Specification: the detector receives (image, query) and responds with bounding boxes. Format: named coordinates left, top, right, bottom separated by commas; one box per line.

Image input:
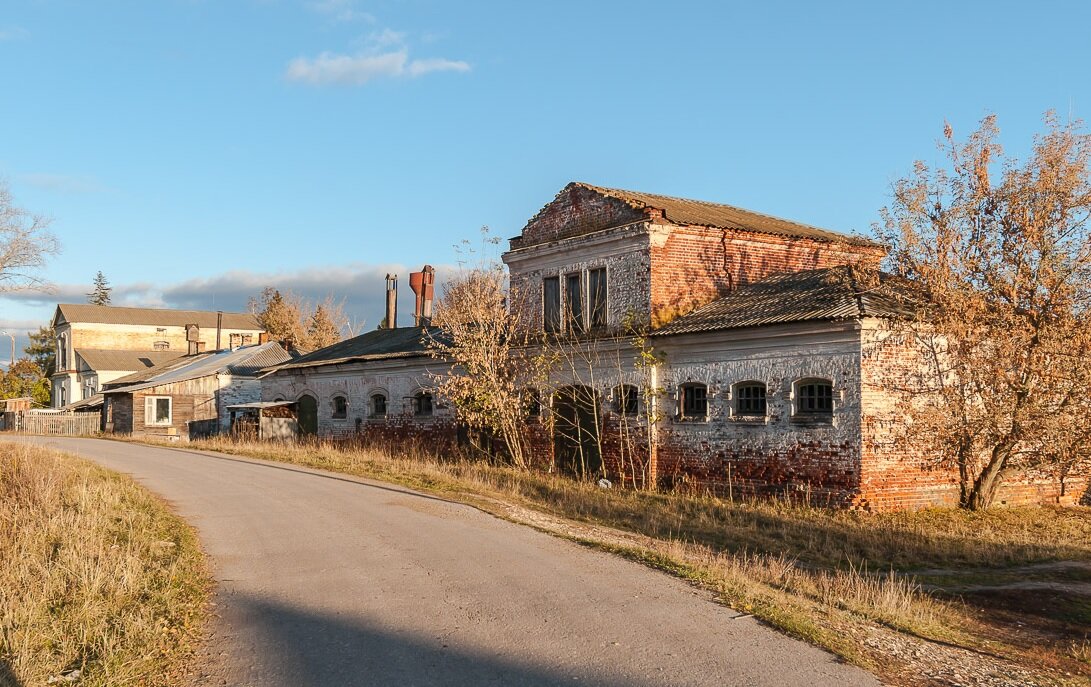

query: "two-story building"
left=259, top=182, right=1089, bottom=510
left=50, top=304, right=264, bottom=408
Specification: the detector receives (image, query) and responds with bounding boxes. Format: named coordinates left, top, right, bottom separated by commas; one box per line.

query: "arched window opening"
left=734, top=382, right=767, bottom=416
left=679, top=383, right=708, bottom=421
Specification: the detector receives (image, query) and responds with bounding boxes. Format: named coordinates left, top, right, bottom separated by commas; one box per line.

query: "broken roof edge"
left=516, top=181, right=884, bottom=249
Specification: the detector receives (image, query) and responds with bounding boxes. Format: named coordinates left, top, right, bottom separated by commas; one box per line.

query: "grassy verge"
left=0, top=442, right=209, bottom=687
left=143, top=436, right=1090, bottom=687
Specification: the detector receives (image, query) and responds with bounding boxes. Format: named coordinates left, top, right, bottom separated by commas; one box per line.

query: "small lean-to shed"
left=102, top=342, right=294, bottom=441
left=226, top=400, right=299, bottom=440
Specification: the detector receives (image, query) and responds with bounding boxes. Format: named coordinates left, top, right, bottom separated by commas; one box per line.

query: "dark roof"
left=76, top=349, right=182, bottom=372
left=104, top=342, right=293, bottom=393
left=653, top=266, right=920, bottom=336
left=272, top=326, right=443, bottom=372
left=570, top=183, right=882, bottom=247
left=54, top=303, right=262, bottom=329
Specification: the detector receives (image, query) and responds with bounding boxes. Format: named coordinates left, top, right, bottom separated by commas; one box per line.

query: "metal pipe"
left=216, top=311, right=223, bottom=350
left=385, top=274, right=398, bottom=329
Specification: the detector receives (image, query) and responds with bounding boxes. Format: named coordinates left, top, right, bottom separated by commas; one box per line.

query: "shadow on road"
left=197, top=591, right=652, bottom=687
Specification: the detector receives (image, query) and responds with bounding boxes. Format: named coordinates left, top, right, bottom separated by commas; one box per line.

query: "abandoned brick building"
left=261, top=182, right=1089, bottom=511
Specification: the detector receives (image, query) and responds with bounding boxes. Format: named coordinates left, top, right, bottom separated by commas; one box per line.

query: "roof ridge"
left=575, top=182, right=863, bottom=240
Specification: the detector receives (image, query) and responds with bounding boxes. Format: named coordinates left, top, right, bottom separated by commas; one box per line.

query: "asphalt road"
left=7, top=437, right=880, bottom=687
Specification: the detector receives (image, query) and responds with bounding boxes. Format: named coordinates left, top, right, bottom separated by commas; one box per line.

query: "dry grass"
left=146, top=436, right=1090, bottom=686
left=0, top=442, right=208, bottom=687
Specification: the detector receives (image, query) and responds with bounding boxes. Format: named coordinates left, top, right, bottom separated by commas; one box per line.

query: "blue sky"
left=2, top=0, right=1089, bottom=361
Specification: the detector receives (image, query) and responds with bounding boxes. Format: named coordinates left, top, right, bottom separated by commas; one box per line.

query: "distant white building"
left=49, top=304, right=265, bottom=408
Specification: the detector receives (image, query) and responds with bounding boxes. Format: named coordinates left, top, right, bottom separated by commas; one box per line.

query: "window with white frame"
left=144, top=396, right=173, bottom=426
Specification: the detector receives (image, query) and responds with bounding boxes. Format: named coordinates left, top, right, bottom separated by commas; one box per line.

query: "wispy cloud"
left=286, top=25, right=469, bottom=86
left=0, top=262, right=457, bottom=334
left=0, top=26, right=29, bottom=42
left=20, top=172, right=108, bottom=194
left=308, top=0, right=374, bottom=24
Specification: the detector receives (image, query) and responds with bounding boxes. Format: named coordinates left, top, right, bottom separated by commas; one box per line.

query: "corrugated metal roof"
left=103, top=342, right=293, bottom=394
left=652, top=266, right=920, bottom=336
left=272, top=326, right=444, bottom=372
left=537, top=183, right=882, bottom=247
left=55, top=303, right=262, bottom=329
left=76, top=349, right=183, bottom=372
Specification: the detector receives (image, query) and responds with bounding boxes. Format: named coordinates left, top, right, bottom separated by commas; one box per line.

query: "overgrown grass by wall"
left=0, top=442, right=208, bottom=687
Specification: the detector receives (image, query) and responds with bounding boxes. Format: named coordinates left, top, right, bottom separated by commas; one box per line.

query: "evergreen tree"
left=88, top=271, right=112, bottom=305
left=23, top=325, right=56, bottom=377
left=307, top=305, right=341, bottom=349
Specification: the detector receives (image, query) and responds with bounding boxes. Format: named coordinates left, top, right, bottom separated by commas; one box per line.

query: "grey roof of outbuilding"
left=54, top=303, right=262, bottom=329
left=76, top=349, right=183, bottom=372
left=652, top=266, right=920, bottom=336
left=103, top=342, right=293, bottom=394
left=271, top=326, right=444, bottom=372
left=569, top=183, right=883, bottom=248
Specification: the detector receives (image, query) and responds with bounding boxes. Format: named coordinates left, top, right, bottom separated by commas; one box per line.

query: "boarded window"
left=616, top=384, right=638, bottom=416
left=734, top=382, right=767, bottom=415
left=796, top=379, right=834, bottom=416
left=144, top=396, right=172, bottom=426
left=680, top=383, right=708, bottom=420
left=588, top=268, right=607, bottom=329
left=332, top=395, right=348, bottom=419
left=371, top=393, right=387, bottom=417
left=154, top=340, right=170, bottom=351
left=565, top=272, right=584, bottom=333
left=543, top=277, right=561, bottom=333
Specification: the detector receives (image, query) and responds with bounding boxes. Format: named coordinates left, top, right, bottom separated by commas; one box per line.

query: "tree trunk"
left=963, top=443, right=1011, bottom=510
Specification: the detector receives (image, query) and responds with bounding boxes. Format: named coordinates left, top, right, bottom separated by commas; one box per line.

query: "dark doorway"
left=552, top=385, right=602, bottom=478
left=297, top=394, right=318, bottom=436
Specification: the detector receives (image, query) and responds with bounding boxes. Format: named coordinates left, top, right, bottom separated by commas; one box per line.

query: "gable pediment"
left=513, top=182, right=649, bottom=249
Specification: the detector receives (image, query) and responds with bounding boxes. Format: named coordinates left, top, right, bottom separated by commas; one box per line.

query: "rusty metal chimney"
left=408, top=265, right=435, bottom=327
left=215, top=311, right=223, bottom=351
left=385, top=274, right=398, bottom=329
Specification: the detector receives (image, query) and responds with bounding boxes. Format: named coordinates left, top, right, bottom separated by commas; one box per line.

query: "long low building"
left=259, top=182, right=1089, bottom=511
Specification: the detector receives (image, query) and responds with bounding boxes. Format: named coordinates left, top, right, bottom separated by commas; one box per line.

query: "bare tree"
left=428, top=229, right=552, bottom=469
left=877, top=113, right=1091, bottom=510
left=0, top=181, right=59, bottom=293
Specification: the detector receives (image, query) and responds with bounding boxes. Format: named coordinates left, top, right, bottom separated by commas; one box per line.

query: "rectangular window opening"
left=588, top=267, right=607, bottom=329
left=543, top=276, right=561, bottom=333
left=565, top=273, right=584, bottom=333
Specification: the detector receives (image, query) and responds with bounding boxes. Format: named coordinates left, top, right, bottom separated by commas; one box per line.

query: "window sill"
left=727, top=415, right=770, bottom=425
left=790, top=415, right=834, bottom=427
left=674, top=415, right=710, bottom=424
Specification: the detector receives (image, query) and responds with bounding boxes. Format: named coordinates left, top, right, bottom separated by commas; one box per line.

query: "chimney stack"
left=385, top=274, right=398, bottom=329
left=409, top=264, right=436, bottom=327
left=215, top=311, right=223, bottom=351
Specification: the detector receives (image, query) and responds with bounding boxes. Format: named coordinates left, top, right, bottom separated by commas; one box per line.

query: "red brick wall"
left=649, top=225, right=885, bottom=327
left=655, top=431, right=860, bottom=506
left=514, top=184, right=646, bottom=248
left=858, top=322, right=1091, bottom=511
